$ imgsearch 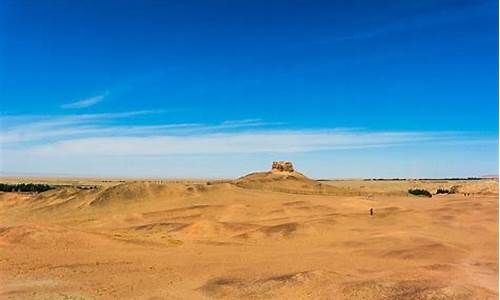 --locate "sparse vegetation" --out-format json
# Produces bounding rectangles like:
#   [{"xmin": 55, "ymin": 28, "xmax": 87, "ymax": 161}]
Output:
[
  {"xmin": 408, "ymin": 188, "xmax": 432, "ymax": 197},
  {"xmin": 364, "ymin": 178, "xmax": 407, "ymax": 181},
  {"xmin": 362, "ymin": 177, "xmax": 486, "ymax": 181},
  {"xmin": 450, "ymin": 185, "xmax": 460, "ymax": 194},
  {"xmin": 0, "ymin": 183, "xmax": 53, "ymax": 193},
  {"xmin": 436, "ymin": 188, "xmax": 450, "ymax": 194},
  {"xmin": 76, "ymin": 185, "xmax": 97, "ymax": 190}
]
